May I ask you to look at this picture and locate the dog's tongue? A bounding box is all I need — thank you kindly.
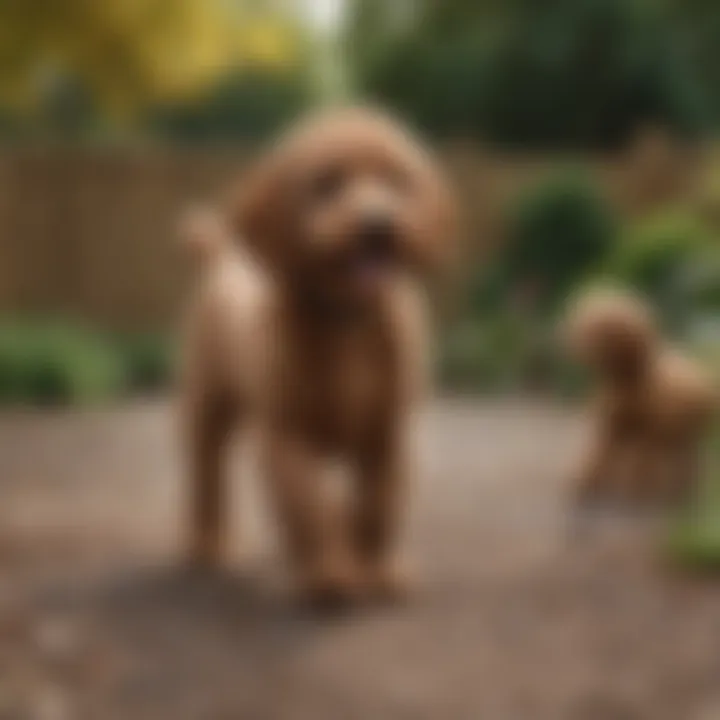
[353,257,388,292]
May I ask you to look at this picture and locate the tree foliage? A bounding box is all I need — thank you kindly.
[148,68,311,142]
[356,0,706,149]
[0,0,305,128]
[653,0,720,124]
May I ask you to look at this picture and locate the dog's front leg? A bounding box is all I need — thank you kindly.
[355,425,411,601]
[621,434,667,509]
[573,424,619,511]
[262,432,363,607]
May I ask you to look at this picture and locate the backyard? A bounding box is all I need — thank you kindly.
[0,1,719,718]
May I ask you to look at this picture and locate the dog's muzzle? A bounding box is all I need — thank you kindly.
[355,213,398,265]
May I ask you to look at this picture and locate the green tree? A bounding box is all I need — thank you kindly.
[148,68,311,142]
[653,0,720,124]
[0,0,306,134]
[357,0,705,149]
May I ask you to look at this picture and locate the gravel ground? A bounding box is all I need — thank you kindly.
[1,399,719,720]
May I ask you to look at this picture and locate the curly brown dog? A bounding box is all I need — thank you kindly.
[179,107,457,606]
[564,288,717,510]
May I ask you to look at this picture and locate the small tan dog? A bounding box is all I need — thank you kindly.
[565,287,717,510]
[179,107,456,606]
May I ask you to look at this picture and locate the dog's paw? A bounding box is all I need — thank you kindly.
[186,534,224,570]
[362,559,413,604]
[300,556,366,612]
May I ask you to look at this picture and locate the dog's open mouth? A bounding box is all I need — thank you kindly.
[347,246,397,292]
[344,226,400,291]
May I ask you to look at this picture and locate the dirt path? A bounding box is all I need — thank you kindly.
[1,400,719,720]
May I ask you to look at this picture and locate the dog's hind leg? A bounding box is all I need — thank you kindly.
[619,437,663,509]
[185,393,240,568]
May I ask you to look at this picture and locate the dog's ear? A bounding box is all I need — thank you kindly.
[225,150,294,273]
[408,149,460,277]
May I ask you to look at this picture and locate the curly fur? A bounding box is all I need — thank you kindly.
[178,107,457,606]
[565,288,717,509]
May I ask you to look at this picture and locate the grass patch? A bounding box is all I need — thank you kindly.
[666,422,720,570]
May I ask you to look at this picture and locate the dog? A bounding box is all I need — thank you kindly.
[179,107,457,606]
[564,287,717,511]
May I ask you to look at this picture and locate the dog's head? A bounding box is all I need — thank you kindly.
[563,288,658,381]
[228,107,456,306]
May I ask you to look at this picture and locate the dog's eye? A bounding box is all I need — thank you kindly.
[309,166,345,202]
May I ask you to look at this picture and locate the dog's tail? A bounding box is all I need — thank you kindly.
[178,204,232,263]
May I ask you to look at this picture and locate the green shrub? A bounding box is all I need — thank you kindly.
[668,521,720,570]
[610,210,712,291]
[438,325,498,393]
[439,316,528,393]
[675,251,720,318]
[667,421,720,570]
[0,320,175,406]
[0,320,124,406]
[438,312,590,397]
[666,343,719,570]
[119,335,173,395]
[607,209,718,331]
[499,173,617,315]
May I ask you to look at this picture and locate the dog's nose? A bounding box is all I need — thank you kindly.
[359,213,395,253]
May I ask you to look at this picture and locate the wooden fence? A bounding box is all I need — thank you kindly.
[0,138,701,331]
[0,147,255,331]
